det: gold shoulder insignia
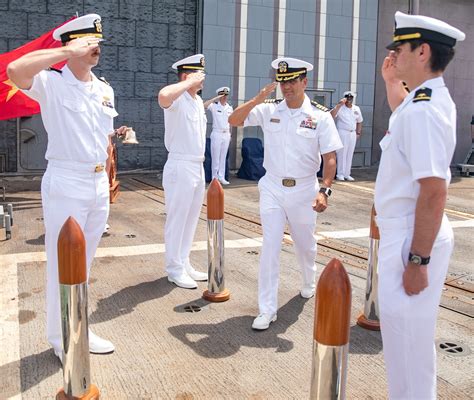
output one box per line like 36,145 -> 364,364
98,76 -> 111,86
48,67 -> 62,74
310,100 -> 329,112
264,98 -> 283,104
413,87 -> 432,103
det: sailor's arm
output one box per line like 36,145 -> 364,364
7,36 -> 101,90
228,82 -> 277,126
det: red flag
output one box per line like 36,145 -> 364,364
0,17 -> 76,120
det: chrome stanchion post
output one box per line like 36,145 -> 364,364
203,178 -> 230,302
357,205 -> 381,331
310,258 -> 352,400
56,217 -> 100,400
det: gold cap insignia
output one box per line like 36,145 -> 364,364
94,19 -> 102,33
278,61 -> 288,73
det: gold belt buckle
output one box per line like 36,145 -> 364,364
95,164 -> 104,173
282,178 -> 296,187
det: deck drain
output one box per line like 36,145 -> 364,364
247,250 -> 259,255
436,339 -> 470,357
125,233 -> 136,238
184,305 -> 201,313
321,222 -> 331,225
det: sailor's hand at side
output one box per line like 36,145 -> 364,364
66,36 -> 101,58
312,192 -> 328,213
254,82 -> 278,104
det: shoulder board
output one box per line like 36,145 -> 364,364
264,98 -> 283,104
48,67 -> 62,74
310,100 -> 329,112
413,87 -> 432,103
98,76 -> 110,86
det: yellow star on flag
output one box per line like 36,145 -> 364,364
2,78 -> 20,102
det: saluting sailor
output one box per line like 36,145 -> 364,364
229,58 -> 342,330
376,11 -> 465,399
330,90 -> 363,181
158,54 -> 208,289
204,87 -> 233,185
7,14 -> 127,360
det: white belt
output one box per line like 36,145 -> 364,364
48,159 -> 106,173
213,129 -> 230,133
338,128 -> 356,133
168,153 -> 205,162
376,214 -> 415,230
266,173 -> 316,187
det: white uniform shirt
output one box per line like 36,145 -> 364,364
244,95 -> 342,178
374,77 -> 456,219
162,91 -> 206,158
334,104 -> 363,131
208,101 -> 233,131
22,65 -> 117,163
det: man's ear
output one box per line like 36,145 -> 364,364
419,43 -> 431,62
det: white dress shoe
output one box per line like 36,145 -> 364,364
185,264 -> 208,281
336,175 -> 345,181
344,176 -> 355,181
218,178 -> 230,185
168,273 -> 198,289
252,313 -> 277,330
300,287 -> 315,299
89,330 -> 115,354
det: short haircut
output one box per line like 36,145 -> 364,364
409,40 -> 455,72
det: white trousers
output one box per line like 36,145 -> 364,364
257,175 -> 318,315
336,129 -> 356,177
377,214 -> 454,400
210,129 -> 230,180
163,159 -> 205,277
42,164 -> 109,353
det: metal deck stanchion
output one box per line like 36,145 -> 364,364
56,217 -> 100,400
310,258 -> 352,400
203,178 -> 230,302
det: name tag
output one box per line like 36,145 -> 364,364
270,118 -> 280,123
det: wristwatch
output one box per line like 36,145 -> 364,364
408,252 -> 430,266
319,187 -> 332,197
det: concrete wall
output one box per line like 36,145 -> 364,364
372,0 -> 474,165
0,0 -> 198,172
201,0 -> 379,169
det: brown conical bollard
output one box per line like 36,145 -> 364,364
56,217 -> 100,400
203,178 -> 230,302
357,205 -> 381,331
310,258 -> 351,400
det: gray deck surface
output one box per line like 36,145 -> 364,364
1,168 -> 472,399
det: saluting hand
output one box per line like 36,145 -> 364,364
381,52 -> 399,84
337,98 -> 347,106
66,36 -> 101,58
254,82 -> 278,104
187,71 -> 206,89
312,192 -> 328,213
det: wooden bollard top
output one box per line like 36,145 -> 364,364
57,217 -> 87,285
207,178 -> 224,220
370,205 -> 380,240
314,258 -> 352,346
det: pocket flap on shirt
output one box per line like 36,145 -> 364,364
63,98 -> 87,112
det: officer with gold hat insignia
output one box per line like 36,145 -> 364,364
203,86 -> 233,185
158,54 -> 208,289
377,11 -> 465,399
229,57 -> 342,330
7,14 -> 129,361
